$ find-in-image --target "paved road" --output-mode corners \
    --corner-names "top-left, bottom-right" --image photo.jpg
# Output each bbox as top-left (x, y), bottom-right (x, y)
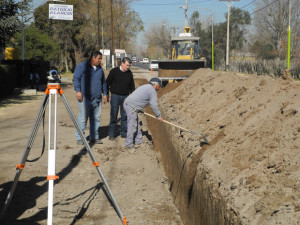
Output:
top-left (132, 61), bottom-right (149, 70)
top-left (130, 65), bottom-right (158, 81)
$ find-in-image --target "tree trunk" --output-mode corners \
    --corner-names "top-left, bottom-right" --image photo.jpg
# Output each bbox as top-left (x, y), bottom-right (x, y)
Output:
top-left (64, 55), bottom-right (69, 72)
top-left (69, 51), bottom-right (76, 73)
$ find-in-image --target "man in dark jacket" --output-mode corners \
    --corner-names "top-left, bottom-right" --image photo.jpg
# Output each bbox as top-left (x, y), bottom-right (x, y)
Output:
top-left (106, 57), bottom-right (135, 140)
top-left (72, 50), bottom-right (108, 145)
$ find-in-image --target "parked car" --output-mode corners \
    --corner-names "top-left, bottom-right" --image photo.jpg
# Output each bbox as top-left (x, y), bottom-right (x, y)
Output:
top-left (149, 60), bottom-right (159, 71)
top-left (132, 56), bottom-right (136, 62)
top-left (142, 58), bottom-right (149, 64)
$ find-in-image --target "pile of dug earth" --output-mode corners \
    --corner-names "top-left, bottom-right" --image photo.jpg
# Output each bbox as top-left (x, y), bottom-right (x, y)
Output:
top-left (153, 69), bottom-right (300, 225)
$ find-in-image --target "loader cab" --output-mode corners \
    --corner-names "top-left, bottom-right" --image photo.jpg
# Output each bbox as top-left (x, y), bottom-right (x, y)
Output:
top-left (158, 26), bottom-right (206, 78)
top-left (170, 38), bottom-right (202, 60)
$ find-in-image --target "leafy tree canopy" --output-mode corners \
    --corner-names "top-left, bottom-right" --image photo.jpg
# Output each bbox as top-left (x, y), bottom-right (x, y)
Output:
top-left (13, 23), bottom-right (60, 61)
top-left (32, 0), bottom-right (143, 70)
top-left (189, 7), bottom-right (251, 65)
top-left (0, 0), bottom-right (32, 49)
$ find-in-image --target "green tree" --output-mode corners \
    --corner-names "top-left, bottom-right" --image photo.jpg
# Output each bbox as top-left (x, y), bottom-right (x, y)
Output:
top-left (0, 0), bottom-right (32, 50)
top-left (189, 11), bottom-right (213, 65)
top-left (34, 0), bottom-right (87, 71)
top-left (229, 7), bottom-right (251, 50)
top-left (33, 0), bottom-right (143, 71)
top-left (189, 7), bottom-right (251, 67)
top-left (13, 23), bottom-right (60, 61)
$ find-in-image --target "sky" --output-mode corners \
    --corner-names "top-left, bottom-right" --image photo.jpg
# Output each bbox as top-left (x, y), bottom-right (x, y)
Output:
top-left (32, 0), bottom-right (257, 47)
top-left (129, 0), bottom-right (257, 45)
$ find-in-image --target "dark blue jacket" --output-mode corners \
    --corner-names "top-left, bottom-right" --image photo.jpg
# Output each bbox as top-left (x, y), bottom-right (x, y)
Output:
top-left (73, 60), bottom-right (108, 101)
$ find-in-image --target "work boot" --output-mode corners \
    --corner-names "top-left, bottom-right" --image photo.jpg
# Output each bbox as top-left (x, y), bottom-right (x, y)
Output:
top-left (77, 140), bottom-right (84, 145)
top-left (90, 139), bottom-right (103, 144)
top-left (109, 136), bottom-right (115, 141)
top-left (125, 145), bottom-right (134, 149)
top-left (134, 144), bottom-right (141, 149)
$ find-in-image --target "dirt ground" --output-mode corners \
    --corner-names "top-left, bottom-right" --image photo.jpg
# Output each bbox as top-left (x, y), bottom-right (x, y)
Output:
top-left (0, 67), bottom-right (183, 225)
top-left (157, 69), bottom-right (300, 224)
top-left (1, 66), bottom-right (300, 225)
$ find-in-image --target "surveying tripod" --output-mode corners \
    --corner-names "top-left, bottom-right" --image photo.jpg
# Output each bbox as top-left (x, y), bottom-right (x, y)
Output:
top-left (0, 83), bottom-right (127, 225)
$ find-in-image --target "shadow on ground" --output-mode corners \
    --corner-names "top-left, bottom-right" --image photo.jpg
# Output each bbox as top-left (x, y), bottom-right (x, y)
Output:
top-left (0, 146), bottom-right (113, 225)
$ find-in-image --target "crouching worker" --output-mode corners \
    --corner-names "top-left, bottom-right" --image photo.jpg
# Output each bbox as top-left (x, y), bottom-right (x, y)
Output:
top-left (123, 77), bottom-right (163, 149)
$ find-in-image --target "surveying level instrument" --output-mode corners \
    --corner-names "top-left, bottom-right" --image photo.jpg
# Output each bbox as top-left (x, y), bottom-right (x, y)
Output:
top-left (0, 82), bottom-right (127, 225)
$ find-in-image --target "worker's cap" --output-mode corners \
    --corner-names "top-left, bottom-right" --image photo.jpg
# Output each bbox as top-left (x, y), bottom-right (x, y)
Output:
top-left (150, 77), bottom-right (163, 88)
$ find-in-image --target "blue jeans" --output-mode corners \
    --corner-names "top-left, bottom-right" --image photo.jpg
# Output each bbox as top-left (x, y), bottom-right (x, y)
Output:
top-left (109, 94), bottom-right (128, 137)
top-left (75, 97), bottom-right (102, 141)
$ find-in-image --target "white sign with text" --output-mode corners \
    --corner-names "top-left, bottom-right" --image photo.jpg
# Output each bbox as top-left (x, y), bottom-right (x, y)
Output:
top-left (49, 4), bottom-right (73, 21)
top-left (100, 49), bottom-right (110, 56)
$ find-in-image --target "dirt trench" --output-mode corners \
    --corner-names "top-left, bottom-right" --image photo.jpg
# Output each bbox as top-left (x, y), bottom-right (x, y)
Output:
top-left (148, 68), bottom-right (300, 225)
top-left (135, 78), bottom-right (229, 224)
top-left (146, 81), bottom-right (239, 225)
top-left (148, 117), bottom-right (239, 225)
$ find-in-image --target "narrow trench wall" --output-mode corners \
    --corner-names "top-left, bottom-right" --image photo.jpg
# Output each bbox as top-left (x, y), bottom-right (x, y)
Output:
top-left (146, 111), bottom-right (241, 225)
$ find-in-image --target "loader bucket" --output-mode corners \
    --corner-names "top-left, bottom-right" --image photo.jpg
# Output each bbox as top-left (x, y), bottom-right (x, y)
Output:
top-left (158, 59), bottom-right (206, 77)
top-left (159, 60), bottom-right (205, 70)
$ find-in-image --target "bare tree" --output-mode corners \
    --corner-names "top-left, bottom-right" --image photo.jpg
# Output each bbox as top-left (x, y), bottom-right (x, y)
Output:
top-left (113, 0), bottom-right (143, 49)
top-left (253, 0), bottom-right (300, 59)
top-left (143, 20), bottom-right (172, 58)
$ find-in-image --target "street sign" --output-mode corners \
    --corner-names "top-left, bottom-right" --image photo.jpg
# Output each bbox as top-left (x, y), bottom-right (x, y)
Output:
top-left (100, 49), bottom-right (110, 56)
top-left (114, 49), bottom-right (126, 54)
top-left (49, 4), bottom-right (73, 21)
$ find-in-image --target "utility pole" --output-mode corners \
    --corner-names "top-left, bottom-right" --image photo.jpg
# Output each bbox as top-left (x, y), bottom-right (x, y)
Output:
top-left (220, 0), bottom-right (239, 71)
top-left (21, 7), bottom-right (25, 61)
top-left (171, 27), bottom-right (180, 37)
top-left (287, 0), bottom-right (291, 69)
top-left (110, 0), bottom-right (114, 67)
top-left (22, 28), bottom-right (24, 60)
top-left (111, 0), bottom-right (114, 54)
top-left (225, 1), bottom-right (230, 71)
top-left (179, 0), bottom-right (188, 27)
top-left (184, 0), bottom-right (188, 27)
top-left (97, 0), bottom-right (100, 49)
top-left (101, 5), bottom-right (104, 51)
top-left (211, 13), bottom-right (214, 71)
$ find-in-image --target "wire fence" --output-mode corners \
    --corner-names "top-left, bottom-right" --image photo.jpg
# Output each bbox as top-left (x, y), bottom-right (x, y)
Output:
top-left (215, 59), bottom-right (300, 79)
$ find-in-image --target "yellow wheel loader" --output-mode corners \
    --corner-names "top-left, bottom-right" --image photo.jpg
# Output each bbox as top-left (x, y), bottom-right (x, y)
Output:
top-left (158, 27), bottom-right (206, 81)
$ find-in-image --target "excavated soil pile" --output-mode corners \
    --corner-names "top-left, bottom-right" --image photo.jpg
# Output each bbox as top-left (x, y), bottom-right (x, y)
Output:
top-left (158, 69), bottom-right (195, 77)
top-left (151, 69), bottom-right (300, 225)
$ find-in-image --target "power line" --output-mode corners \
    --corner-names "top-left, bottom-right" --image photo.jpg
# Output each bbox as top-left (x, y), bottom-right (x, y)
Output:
top-left (250, 0), bottom-right (281, 15)
top-left (130, 0), bottom-right (210, 6)
top-left (189, 0), bottom-right (212, 3)
top-left (240, 0), bottom-right (256, 9)
top-left (130, 1), bottom-right (183, 6)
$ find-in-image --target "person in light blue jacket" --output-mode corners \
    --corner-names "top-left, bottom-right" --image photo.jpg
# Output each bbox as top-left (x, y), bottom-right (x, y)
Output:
top-left (72, 50), bottom-right (108, 145)
top-left (123, 78), bottom-right (163, 148)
